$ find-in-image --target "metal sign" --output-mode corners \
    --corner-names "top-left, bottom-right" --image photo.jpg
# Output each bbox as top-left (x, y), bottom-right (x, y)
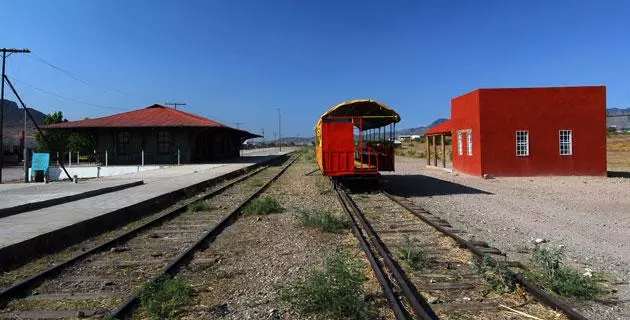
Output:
top-left (31, 153), bottom-right (50, 171)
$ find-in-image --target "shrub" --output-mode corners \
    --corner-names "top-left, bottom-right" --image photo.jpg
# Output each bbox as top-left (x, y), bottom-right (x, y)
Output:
top-left (139, 275), bottom-right (192, 320)
top-left (298, 210), bottom-right (350, 233)
top-left (472, 255), bottom-right (516, 293)
top-left (282, 247), bottom-right (370, 319)
top-left (243, 195), bottom-right (282, 215)
top-left (525, 245), bottom-right (602, 298)
top-left (187, 200), bottom-right (209, 212)
top-left (400, 235), bottom-right (430, 270)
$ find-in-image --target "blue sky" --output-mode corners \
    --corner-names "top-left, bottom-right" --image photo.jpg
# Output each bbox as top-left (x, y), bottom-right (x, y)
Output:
top-left (2, 0), bottom-right (629, 137)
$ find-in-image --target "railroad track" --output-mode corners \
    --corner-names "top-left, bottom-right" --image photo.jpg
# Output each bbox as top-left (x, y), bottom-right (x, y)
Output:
top-left (0, 155), bottom-right (298, 319)
top-left (334, 181), bottom-right (587, 320)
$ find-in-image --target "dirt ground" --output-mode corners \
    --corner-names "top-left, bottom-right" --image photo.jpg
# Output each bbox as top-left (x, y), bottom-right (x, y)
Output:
top-left (607, 134), bottom-right (630, 172)
top-left (385, 156), bottom-right (630, 319)
top-left (171, 156), bottom-right (392, 319)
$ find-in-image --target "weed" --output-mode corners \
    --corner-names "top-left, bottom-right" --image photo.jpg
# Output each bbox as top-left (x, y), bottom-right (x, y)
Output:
top-left (282, 247), bottom-right (371, 319)
top-left (297, 210), bottom-right (350, 233)
top-left (399, 235), bottom-right (429, 270)
top-left (243, 195), bottom-right (283, 215)
top-left (525, 244), bottom-right (602, 298)
top-left (139, 275), bottom-right (192, 320)
top-left (187, 200), bottom-right (209, 212)
top-left (472, 255), bottom-right (516, 293)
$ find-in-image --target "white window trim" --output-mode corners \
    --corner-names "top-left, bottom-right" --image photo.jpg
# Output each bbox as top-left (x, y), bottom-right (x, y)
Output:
top-left (516, 130), bottom-right (529, 157)
top-left (467, 130), bottom-right (473, 156)
top-left (559, 130), bottom-right (573, 156)
top-left (457, 131), bottom-right (463, 155)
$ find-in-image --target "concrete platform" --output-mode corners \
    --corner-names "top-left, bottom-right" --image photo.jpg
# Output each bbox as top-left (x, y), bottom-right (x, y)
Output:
top-left (0, 180), bottom-right (144, 218)
top-left (0, 149), bottom-right (292, 271)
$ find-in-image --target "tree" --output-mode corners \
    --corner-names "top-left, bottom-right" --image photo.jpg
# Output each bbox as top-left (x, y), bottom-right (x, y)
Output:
top-left (36, 111), bottom-right (94, 153)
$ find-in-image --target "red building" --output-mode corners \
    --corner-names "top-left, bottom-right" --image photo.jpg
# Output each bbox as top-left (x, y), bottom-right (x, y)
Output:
top-left (425, 86), bottom-right (607, 176)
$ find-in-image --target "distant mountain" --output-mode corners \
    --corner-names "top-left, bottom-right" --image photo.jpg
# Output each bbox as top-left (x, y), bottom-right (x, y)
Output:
top-left (428, 118), bottom-right (448, 129)
top-left (607, 107), bottom-right (630, 129)
top-left (1, 99), bottom-right (46, 148)
top-left (280, 136), bottom-right (314, 145)
top-left (395, 118), bottom-right (448, 137)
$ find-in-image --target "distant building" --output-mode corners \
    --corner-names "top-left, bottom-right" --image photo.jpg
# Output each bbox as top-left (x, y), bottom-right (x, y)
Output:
top-left (425, 86), bottom-right (607, 176)
top-left (42, 104), bottom-right (260, 165)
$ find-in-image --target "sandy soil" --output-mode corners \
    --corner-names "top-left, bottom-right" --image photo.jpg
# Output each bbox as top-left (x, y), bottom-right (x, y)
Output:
top-left (383, 156), bottom-right (630, 320)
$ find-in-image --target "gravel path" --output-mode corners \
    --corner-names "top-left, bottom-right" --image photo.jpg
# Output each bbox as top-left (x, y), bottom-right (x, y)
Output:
top-left (383, 156), bottom-right (630, 320)
top-left (173, 157), bottom-right (392, 319)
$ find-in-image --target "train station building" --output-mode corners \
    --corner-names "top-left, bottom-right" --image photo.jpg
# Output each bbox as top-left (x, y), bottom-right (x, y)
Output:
top-left (41, 104), bottom-right (260, 165)
top-left (425, 86), bottom-right (607, 176)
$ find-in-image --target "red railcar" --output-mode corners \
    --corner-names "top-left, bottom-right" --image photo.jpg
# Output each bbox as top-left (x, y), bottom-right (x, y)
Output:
top-left (315, 99), bottom-right (401, 178)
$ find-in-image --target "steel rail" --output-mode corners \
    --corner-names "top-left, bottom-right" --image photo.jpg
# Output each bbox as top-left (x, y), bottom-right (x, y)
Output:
top-left (0, 157), bottom-right (280, 308)
top-left (110, 154), bottom-right (299, 319)
top-left (333, 183), bottom-right (409, 320)
top-left (382, 191), bottom-right (588, 320)
top-left (338, 185), bottom-right (439, 320)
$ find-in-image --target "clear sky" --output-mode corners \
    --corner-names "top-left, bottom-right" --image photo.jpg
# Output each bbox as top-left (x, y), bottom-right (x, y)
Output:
top-left (2, 0), bottom-right (629, 138)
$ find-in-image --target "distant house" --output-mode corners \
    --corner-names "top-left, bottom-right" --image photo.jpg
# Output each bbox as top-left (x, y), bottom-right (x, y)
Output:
top-left (41, 104), bottom-right (260, 165)
top-left (425, 86), bottom-right (607, 176)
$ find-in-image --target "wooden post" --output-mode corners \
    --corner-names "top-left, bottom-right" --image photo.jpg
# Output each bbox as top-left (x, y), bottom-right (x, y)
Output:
top-left (426, 135), bottom-right (431, 165)
top-left (441, 134), bottom-right (446, 168)
top-left (433, 136), bottom-right (437, 166)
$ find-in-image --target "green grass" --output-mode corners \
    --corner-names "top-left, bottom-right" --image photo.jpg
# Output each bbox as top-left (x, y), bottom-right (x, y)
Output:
top-left (472, 255), bottom-right (516, 293)
top-left (297, 210), bottom-right (350, 233)
top-left (187, 200), bottom-right (209, 212)
top-left (399, 235), bottom-right (430, 270)
top-left (282, 247), bottom-right (371, 319)
top-left (524, 245), bottom-right (603, 298)
top-left (243, 195), bottom-right (283, 215)
top-left (139, 275), bottom-right (192, 320)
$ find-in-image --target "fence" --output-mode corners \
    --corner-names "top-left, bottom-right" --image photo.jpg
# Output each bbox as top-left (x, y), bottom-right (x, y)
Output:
top-left (52, 149), bottom-right (183, 167)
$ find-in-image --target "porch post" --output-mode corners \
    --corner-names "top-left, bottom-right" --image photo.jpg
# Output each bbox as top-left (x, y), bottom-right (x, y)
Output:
top-left (441, 134), bottom-right (446, 168)
top-left (426, 135), bottom-right (431, 165)
top-left (105, 149), bottom-right (108, 167)
top-left (433, 136), bottom-right (437, 166)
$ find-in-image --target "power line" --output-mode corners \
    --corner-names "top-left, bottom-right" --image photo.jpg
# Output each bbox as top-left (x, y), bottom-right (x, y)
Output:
top-left (7, 75), bottom-right (126, 111)
top-left (26, 53), bottom-right (154, 101)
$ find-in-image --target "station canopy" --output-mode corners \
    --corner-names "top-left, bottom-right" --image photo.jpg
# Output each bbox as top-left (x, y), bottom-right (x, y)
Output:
top-left (320, 99), bottom-right (401, 130)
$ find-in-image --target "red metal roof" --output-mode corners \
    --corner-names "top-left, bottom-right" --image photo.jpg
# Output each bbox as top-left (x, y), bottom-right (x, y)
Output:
top-left (425, 119), bottom-right (454, 135)
top-left (42, 104), bottom-right (230, 128)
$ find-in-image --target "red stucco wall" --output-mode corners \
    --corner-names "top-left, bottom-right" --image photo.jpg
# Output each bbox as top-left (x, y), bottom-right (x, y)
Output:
top-left (476, 86), bottom-right (607, 176)
top-left (450, 90), bottom-right (482, 176)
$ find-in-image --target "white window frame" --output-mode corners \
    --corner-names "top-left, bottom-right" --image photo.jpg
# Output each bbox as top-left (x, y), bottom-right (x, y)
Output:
top-left (467, 130), bottom-right (473, 156)
top-left (457, 131), bottom-right (463, 155)
top-left (559, 130), bottom-right (573, 156)
top-left (516, 130), bottom-right (529, 157)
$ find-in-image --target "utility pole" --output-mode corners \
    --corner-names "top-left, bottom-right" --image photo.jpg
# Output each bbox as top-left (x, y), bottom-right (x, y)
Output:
top-left (232, 122), bottom-right (243, 129)
top-left (165, 102), bottom-right (186, 110)
top-left (1, 48), bottom-right (30, 183)
top-left (277, 107), bottom-right (281, 152)
top-left (260, 129), bottom-right (265, 144)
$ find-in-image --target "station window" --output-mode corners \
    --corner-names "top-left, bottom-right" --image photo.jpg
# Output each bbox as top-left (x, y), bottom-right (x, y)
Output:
top-left (457, 131), bottom-right (463, 155)
top-left (117, 132), bottom-right (130, 154)
top-left (516, 130), bottom-right (529, 156)
top-left (560, 130), bottom-right (573, 155)
top-left (158, 131), bottom-right (172, 153)
top-left (467, 131), bottom-right (473, 156)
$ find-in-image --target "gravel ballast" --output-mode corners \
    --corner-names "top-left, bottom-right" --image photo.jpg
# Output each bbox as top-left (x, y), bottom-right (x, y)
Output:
top-left (385, 156), bottom-right (630, 319)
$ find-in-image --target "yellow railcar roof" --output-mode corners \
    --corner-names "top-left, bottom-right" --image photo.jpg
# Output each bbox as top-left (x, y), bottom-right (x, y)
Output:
top-left (317, 99), bottom-right (401, 131)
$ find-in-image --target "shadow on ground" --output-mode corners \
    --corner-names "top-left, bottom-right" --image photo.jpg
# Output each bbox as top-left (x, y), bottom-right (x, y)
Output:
top-left (382, 174), bottom-right (493, 197)
top-left (608, 171), bottom-right (630, 178)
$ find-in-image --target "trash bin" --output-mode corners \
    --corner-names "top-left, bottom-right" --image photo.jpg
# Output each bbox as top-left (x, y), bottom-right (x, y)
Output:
top-left (34, 170), bottom-right (45, 182)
